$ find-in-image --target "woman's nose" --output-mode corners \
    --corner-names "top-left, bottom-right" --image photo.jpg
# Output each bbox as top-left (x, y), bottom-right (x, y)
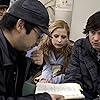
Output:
top-left (57, 37), bottom-right (62, 42)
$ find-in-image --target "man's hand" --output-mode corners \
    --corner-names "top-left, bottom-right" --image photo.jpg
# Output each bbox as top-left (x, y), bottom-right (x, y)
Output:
top-left (50, 94), bottom-right (64, 100)
top-left (31, 50), bottom-right (43, 65)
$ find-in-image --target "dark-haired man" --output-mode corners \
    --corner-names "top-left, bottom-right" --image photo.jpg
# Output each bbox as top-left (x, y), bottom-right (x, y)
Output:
top-left (62, 11), bottom-right (100, 100)
top-left (0, 0), bottom-right (10, 20)
top-left (0, 0), bottom-right (64, 100)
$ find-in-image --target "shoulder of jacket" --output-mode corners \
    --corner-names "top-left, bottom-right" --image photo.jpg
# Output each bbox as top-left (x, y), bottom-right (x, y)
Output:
top-left (74, 38), bottom-right (86, 47)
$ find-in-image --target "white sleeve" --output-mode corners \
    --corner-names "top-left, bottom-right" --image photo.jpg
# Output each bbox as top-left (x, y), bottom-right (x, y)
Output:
top-left (41, 64), bottom-right (52, 81)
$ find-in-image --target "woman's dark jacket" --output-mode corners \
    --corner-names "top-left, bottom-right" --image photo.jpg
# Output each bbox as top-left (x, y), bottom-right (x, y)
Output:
top-left (62, 38), bottom-right (100, 100)
top-left (0, 30), bottom-right (51, 100)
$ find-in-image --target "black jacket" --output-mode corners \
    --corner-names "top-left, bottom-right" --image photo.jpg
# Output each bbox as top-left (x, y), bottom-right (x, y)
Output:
top-left (62, 38), bottom-right (100, 100)
top-left (0, 30), bottom-right (51, 100)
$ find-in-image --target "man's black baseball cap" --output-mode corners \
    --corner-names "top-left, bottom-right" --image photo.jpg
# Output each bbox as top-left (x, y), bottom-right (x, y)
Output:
top-left (7, 0), bottom-right (51, 36)
top-left (0, 0), bottom-right (10, 8)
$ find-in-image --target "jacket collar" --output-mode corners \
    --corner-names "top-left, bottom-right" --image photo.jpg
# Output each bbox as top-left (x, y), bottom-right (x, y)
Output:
top-left (0, 29), bottom-right (13, 66)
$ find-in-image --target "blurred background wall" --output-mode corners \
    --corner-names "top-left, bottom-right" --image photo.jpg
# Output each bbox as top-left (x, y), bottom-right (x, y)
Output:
top-left (70, 0), bottom-right (100, 41)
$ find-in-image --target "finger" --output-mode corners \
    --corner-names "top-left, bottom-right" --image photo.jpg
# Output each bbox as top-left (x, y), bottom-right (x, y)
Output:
top-left (32, 57), bottom-right (41, 60)
top-left (32, 61), bottom-right (43, 65)
top-left (32, 50), bottom-right (42, 54)
top-left (32, 59), bottom-right (43, 64)
top-left (32, 56), bottom-right (43, 59)
top-left (56, 95), bottom-right (64, 100)
top-left (33, 60), bottom-right (41, 63)
top-left (31, 54), bottom-right (40, 57)
top-left (32, 53), bottom-right (43, 57)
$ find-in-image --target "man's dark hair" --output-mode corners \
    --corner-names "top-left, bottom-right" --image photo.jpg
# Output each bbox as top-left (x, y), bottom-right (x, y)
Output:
top-left (0, 13), bottom-right (35, 34)
top-left (83, 11), bottom-right (100, 35)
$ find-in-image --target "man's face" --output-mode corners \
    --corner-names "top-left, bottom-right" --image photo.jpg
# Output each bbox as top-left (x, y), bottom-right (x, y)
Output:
top-left (16, 27), bottom-right (41, 51)
top-left (0, 7), bottom-right (7, 20)
top-left (89, 30), bottom-right (100, 52)
top-left (12, 19), bottom-right (43, 51)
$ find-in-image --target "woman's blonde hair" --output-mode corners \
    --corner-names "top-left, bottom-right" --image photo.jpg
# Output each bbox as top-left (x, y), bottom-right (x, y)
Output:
top-left (38, 20), bottom-right (72, 74)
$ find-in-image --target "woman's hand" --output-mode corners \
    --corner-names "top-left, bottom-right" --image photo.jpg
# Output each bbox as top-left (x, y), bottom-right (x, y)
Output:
top-left (39, 79), bottom-right (51, 83)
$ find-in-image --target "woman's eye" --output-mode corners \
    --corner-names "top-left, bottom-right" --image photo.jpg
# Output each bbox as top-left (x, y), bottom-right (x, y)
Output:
top-left (61, 35), bottom-right (67, 39)
top-left (53, 35), bottom-right (59, 38)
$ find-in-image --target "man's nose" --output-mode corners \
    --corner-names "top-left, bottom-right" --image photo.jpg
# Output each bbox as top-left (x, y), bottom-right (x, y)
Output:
top-left (93, 33), bottom-right (100, 41)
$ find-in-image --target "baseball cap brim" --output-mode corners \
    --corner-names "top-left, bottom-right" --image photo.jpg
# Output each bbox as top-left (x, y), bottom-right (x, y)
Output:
top-left (0, 5), bottom-right (8, 8)
top-left (38, 26), bottom-right (51, 37)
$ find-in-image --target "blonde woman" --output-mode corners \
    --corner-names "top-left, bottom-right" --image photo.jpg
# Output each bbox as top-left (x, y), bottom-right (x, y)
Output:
top-left (37, 20), bottom-right (73, 83)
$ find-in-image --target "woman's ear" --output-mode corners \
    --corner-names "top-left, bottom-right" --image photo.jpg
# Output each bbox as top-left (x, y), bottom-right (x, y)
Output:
top-left (16, 19), bottom-right (25, 32)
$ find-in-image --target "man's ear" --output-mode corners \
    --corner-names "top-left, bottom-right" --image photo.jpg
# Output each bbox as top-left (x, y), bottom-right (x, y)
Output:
top-left (16, 19), bottom-right (25, 32)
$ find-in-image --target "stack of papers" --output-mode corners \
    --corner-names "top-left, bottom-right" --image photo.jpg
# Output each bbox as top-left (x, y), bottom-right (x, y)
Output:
top-left (35, 83), bottom-right (85, 99)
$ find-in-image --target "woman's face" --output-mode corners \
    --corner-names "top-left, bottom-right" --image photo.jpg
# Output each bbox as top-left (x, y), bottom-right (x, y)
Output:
top-left (51, 28), bottom-right (69, 49)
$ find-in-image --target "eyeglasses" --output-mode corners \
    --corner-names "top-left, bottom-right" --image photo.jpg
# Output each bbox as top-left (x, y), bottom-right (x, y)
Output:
top-left (33, 27), bottom-right (44, 39)
top-left (32, 27), bottom-right (44, 46)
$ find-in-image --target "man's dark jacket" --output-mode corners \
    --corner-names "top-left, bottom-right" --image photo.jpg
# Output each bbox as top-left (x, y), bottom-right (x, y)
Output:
top-left (62, 38), bottom-right (100, 100)
top-left (0, 30), bottom-right (51, 100)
